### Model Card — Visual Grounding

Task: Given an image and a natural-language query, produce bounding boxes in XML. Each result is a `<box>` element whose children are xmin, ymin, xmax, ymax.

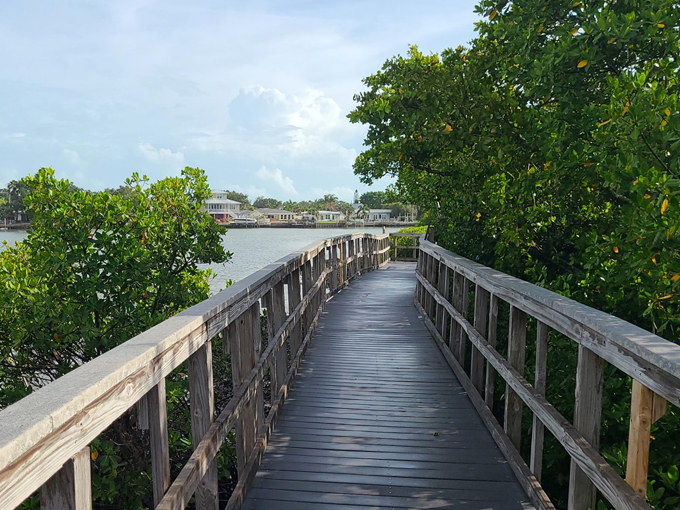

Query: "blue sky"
<box><xmin>0</xmin><ymin>0</ymin><xmax>480</xmax><ymax>202</ymax></box>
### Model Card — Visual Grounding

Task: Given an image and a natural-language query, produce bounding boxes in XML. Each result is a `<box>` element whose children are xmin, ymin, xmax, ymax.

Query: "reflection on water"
<box><xmin>1</xmin><ymin>228</ymin><xmax>398</xmax><ymax>295</ymax></box>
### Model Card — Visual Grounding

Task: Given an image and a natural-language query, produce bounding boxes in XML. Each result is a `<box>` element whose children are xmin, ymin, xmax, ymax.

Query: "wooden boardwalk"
<box><xmin>244</xmin><ymin>262</ymin><xmax>534</xmax><ymax>510</ymax></box>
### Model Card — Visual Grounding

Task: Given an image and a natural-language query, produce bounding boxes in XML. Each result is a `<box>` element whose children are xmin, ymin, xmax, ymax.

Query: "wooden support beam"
<box><xmin>41</xmin><ymin>447</ymin><xmax>91</xmax><ymax>510</ymax></box>
<box><xmin>148</xmin><ymin>379</ymin><xmax>171</xmax><ymax>508</ymax></box>
<box><xmin>471</xmin><ymin>285</ymin><xmax>490</xmax><ymax>395</ymax></box>
<box><xmin>485</xmin><ymin>294</ymin><xmax>499</xmax><ymax>411</ymax></box>
<box><xmin>505</xmin><ymin>305</ymin><xmax>527</xmax><ymax>451</ymax></box>
<box><xmin>568</xmin><ymin>345</ymin><xmax>604</xmax><ymax>510</ymax></box>
<box><xmin>265</xmin><ymin>282</ymin><xmax>287</xmax><ymax>395</ymax></box>
<box><xmin>287</xmin><ymin>269</ymin><xmax>302</xmax><ymax>357</ymax></box>
<box><xmin>625</xmin><ymin>379</ymin><xmax>665</xmax><ymax>497</ymax></box>
<box><xmin>188</xmin><ymin>342</ymin><xmax>218</xmax><ymax>510</ymax></box>
<box><xmin>530</xmin><ymin>321</ymin><xmax>548</xmax><ymax>482</ymax></box>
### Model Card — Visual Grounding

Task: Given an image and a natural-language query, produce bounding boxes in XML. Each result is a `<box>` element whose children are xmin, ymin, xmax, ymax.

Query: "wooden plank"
<box><xmin>414</xmin><ymin>298</ymin><xmax>554</xmax><ymax>510</ymax></box>
<box><xmin>530</xmin><ymin>321</ymin><xmax>548</xmax><ymax>482</ymax></box>
<box><xmin>505</xmin><ymin>306</ymin><xmax>527</xmax><ymax>451</ymax></box>
<box><xmin>625</xmin><ymin>380</ymin><xmax>653</xmax><ymax>497</ymax></box>
<box><xmin>287</xmin><ymin>269</ymin><xmax>302</xmax><ymax>357</ymax></box>
<box><xmin>416</xmin><ymin>273</ymin><xmax>650</xmax><ymax>510</ymax></box>
<box><xmin>148</xmin><ymin>379</ymin><xmax>171</xmax><ymax>507</ymax></box>
<box><xmin>485</xmin><ymin>294</ymin><xmax>499</xmax><ymax>410</ymax></box>
<box><xmin>137</xmin><ymin>394</ymin><xmax>149</xmax><ymax>430</ymax></box>
<box><xmin>41</xmin><ymin>447</ymin><xmax>91</xmax><ymax>510</ymax></box>
<box><xmin>188</xmin><ymin>342</ymin><xmax>218</xmax><ymax>510</ymax></box>
<box><xmin>420</xmin><ymin>241</ymin><xmax>680</xmax><ymax>406</ymax></box>
<box><xmin>471</xmin><ymin>286</ymin><xmax>489</xmax><ymax>394</ymax></box>
<box><xmin>449</xmin><ymin>272</ymin><xmax>464</xmax><ymax>354</ymax></box>
<box><xmin>568</xmin><ymin>345</ymin><xmax>605</xmax><ymax>510</ymax></box>
<box><xmin>266</xmin><ymin>282</ymin><xmax>288</xmax><ymax>395</ymax></box>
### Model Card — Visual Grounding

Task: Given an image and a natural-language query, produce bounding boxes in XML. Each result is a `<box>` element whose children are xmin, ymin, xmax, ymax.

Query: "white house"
<box><xmin>202</xmin><ymin>190</ymin><xmax>241</xmax><ymax>221</ymax></box>
<box><xmin>368</xmin><ymin>209</ymin><xmax>391</xmax><ymax>221</ymax></box>
<box><xmin>317</xmin><ymin>210</ymin><xmax>343</xmax><ymax>222</ymax></box>
<box><xmin>257</xmin><ymin>208</ymin><xmax>296</xmax><ymax>222</ymax></box>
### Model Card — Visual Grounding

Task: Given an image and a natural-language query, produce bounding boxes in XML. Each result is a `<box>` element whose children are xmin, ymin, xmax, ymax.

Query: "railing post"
<box><xmin>435</xmin><ymin>262</ymin><xmax>449</xmax><ymax>338</ymax></box>
<box><xmin>230</xmin><ymin>303</ymin><xmax>263</xmax><ymax>479</ymax></box>
<box><xmin>302</xmin><ymin>260</ymin><xmax>313</xmax><ymax>334</ymax></box>
<box><xmin>450</xmin><ymin>272</ymin><xmax>468</xmax><ymax>362</ymax></box>
<box><xmin>287</xmin><ymin>268</ymin><xmax>303</xmax><ymax>357</ymax></box>
<box><xmin>265</xmin><ymin>281</ymin><xmax>287</xmax><ymax>396</ymax></box>
<box><xmin>625</xmin><ymin>380</ymin><xmax>667</xmax><ymax>496</ymax></box>
<box><xmin>41</xmin><ymin>447</ymin><xmax>91</xmax><ymax>510</ymax></box>
<box><xmin>530</xmin><ymin>321</ymin><xmax>548</xmax><ymax>482</ymax></box>
<box><xmin>188</xmin><ymin>341</ymin><xmax>219</xmax><ymax>510</ymax></box>
<box><xmin>484</xmin><ymin>294</ymin><xmax>499</xmax><ymax>410</ymax></box>
<box><xmin>391</xmin><ymin>234</ymin><xmax>396</xmax><ymax>260</ymax></box>
<box><xmin>568</xmin><ymin>344</ymin><xmax>604</xmax><ymax>510</ymax></box>
<box><xmin>471</xmin><ymin>285</ymin><xmax>489</xmax><ymax>394</ymax></box>
<box><xmin>148</xmin><ymin>380</ymin><xmax>171</xmax><ymax>507</ymax></box>
<box><xmin>504</xmin><ymin>305</ymin><xmax>527</xmax><ymax>450</ymax></box>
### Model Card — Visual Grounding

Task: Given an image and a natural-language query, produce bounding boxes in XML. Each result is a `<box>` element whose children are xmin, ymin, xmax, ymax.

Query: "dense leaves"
<box><xmin>350</xmin><ymin>0</ymin><xmax>680</xmax><ymax>507</ymax></box>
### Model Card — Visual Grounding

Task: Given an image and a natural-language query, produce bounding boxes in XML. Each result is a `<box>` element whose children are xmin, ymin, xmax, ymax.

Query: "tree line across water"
<box><xmin>348</xmin><ymin>0</ymin><xmax>679</xmax><ymax>507</ymax></box>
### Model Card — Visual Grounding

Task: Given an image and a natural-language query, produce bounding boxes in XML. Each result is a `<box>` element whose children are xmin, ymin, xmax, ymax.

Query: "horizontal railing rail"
<box><xmin>0</xmin><ymin>233</ymin><xmax>391</xmax><ymax>510</ymax></box>
<box><xmin>389</xmin><ymin>232</ymin><xmax>423</xmax><ymax>261</ymax></box>
<box><xmin>416</xmin><ymin>240</ymin><xmax>680</xmax><ymax>510</ymax></box>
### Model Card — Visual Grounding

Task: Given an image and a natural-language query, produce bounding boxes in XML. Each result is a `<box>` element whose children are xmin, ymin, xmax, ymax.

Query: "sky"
<box><xmin>0</xmin><ymin>0</ymin><xmax>481</xmax><ymax>203</ymax></box>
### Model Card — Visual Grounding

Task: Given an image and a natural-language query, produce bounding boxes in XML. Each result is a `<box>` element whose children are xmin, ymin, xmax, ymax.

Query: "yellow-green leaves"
<box><xmin>489</xmin><ymin>9</ymin><xmax>498</xmax><ymax>21</ymax></box>
<box><xmin>577</xmin><ymin>59</ymin><xmax>588</xmax><ymax>68</ymax></box>
<box><xmin>598</xmin><ymin>119</ymin><xmax>612</xmax><ymax>127</ymax></box>
<box><xmin>661</xmin><ymin>198</ymin><xmax>669</xmax><ymax>215</ymax></box>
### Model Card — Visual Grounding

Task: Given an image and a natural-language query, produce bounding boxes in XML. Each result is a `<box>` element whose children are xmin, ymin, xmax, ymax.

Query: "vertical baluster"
<box><xmin>530</xmin><ymin>321</ymin><xmax>548</xmax><ymax>482</ymax></box>
<box><xmin>435</xmin><ymin>263</ymin><xmax>449</xmax><ymax>338</ymax></box>
<box><xmin>41</xmin><ymin>447</ymin><xmax>91</xmax><ymax>510</ymax></box>
<box><xmin>302</xmin><ymin>260</ymin><xmax>313</xmax><ymax>334</ymax></box>
<box><xmin>188</xmin><ymin>341</ymin><xmax>218</xmax><ymax>509</ymax></box>
<box><xmin>287</xmin><ymin>268</ymin><xmax>303</xmax><ymax>357</ymax></box>
<box><xmin>484</xmin><ymin>294</ymin><xmax>499</xmax><ymax>410</ymax></box>
<box><xmin>266</xmin><ymin>281</ymin><xmax>288</xmax><ymax>395</ymax></box>
<box><xmin>470</xmin><ymin>285</ymin><xmax>489</xmax><ymax>394</ymax></box>
<box><xmin>504</xmin><ymin>306</ymin><xmax>527</xmax><ymax>451</ymax></box>
<box><xmin>568</xmin><ymin>345</ymin><xmax>604</xmax><ymax>510</ymax></box>
<box><xmin>148</xmin><ymin>380</ymin><xmax>171</xmax><ymax>507</ymax></box>
<box><xmin>625</xmin><ymin>380</ymin><xmax>666</xmax><ymax>496</ymax></box>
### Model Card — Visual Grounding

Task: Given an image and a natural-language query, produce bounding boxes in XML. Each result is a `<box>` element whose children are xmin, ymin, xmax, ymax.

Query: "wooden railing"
<box><xmin>416</xmin><ymin>240</ymin><xmax>680</xmax><ymax>510</ymax></box>
<box><xmin>389</xmin><ymin>232</ymin><xmax>423</xmax><ymax>261</ymax></box>
<box><xmin>0</xmin><ymin>233</ymin><xmax>391</xmax><ymax>510</ymax></box>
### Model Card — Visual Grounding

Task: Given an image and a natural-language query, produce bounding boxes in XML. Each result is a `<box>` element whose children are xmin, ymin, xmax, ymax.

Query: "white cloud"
<box><xmin>62</xmin><ymin>149</ymin><xmax>81</xmax><ymax>165</ymax></box>
<box><xmin>310</xmin><ymin>186</ymin><xmax>355</xmax><ymax>202</ymax></box>
<box><xmin>138</xmin><ymin>143</ymin><xmax>185</xmax><ymax>165</ymax></box>
<box><xmin>256</xmin><ymin>167</ymin><xmax>297</xmax><ymax>196</ymax></box>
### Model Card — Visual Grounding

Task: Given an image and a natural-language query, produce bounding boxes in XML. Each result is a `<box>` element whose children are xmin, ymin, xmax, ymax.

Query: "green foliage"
<box><xmin>224</xmin><ymin>190</ymin><xmax>251</xmax><ymax>208</ymax></box>
<box><xmin>350</xmin><ymin>0</ymin><xmax>680</xmax><ymax>507</ymax></box>
<box><xmin>359</xmin><ymin>191</ymin><xmax>388</xmax><ymax>208</ymax></box>
<box><xmin>253</xmin><ymin>196</ymin><xmax>282</xmax><ymax>209</ymax></box>
<box><xmin>0</xmin><ymin>167</ymin><xmax>231</xmax><ymax>508</ymax></box>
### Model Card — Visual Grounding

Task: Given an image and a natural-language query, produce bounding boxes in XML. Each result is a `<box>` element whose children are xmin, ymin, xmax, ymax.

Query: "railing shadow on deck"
<box><xmin>0</xmin><ymin>232</ymin><xmax>390</xmax><ymax>510</ymax></box>
<box><xmin>416</xmin><ymin>240</ymin><xmax>680</xmax><ymax>510</ymax></box>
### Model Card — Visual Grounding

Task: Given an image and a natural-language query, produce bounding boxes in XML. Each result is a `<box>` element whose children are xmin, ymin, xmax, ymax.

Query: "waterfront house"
<box><xmin>317</xmin><ymin>210</ymin><xmax>343</xmax><ymax>222</ymax></box>
<box><xmin>367</xmin><ymin>209</ymin><xmax>391</xmax><ymax>221</ymax></box>
<box><xmin>257</xmin><ymin>208</ymin><xmax>296</xmax><ymax>222</ymax></box>
<box><xmin>202</xmin><ymin>190</ymin><xmax>241</xmax><ymax>222</ymax></box>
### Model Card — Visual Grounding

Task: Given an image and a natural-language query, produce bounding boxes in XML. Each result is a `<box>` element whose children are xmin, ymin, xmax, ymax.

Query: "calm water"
<box><xmin>2</xmin><ymin>227</ymin><xmax>397</xmax><ymax>295</ymax></box>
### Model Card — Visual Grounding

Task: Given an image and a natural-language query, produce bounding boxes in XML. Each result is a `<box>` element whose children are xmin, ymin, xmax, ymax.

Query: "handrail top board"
<box><xmin>421</xmin><ymin>241</ymin><xmax>680</xmax><ymax>385</ymax></box>
<box><xmin>0</xmin><ymin>232</ymin><xmax>387</xmax><ymax>475</ymax></box>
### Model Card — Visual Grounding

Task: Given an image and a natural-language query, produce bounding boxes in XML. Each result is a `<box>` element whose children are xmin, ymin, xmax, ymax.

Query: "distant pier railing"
<box><xmin>0</xmin><ymin>232</ymin><xmax>390</xmax><ymax>510</ymax></box>
<box><xmin>416</xmin><ymin>240</ymin><xmax>680</xmax><ymax>510</ymax></box>
<box><xmin>389</xmin><ymin>232</ymin><xmax>423</xmax><ymax>261</ymax></box>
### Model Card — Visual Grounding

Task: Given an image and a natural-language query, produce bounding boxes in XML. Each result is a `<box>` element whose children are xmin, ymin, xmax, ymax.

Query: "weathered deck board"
<box><xmin>244</xmin><ymin>263</ymin><xmax>534</xmax><ymax>510</ymax></box>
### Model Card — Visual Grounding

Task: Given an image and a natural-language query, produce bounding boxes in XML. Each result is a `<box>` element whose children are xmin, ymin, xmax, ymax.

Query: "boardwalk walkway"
<box><xmin>244</xmin><ymin>262</ymin><xmax>534</xmax><ymax>510</ymax></box>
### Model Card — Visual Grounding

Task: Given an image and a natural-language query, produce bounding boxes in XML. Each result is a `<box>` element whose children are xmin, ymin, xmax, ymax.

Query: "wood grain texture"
<box><xmin>265</xmin><ymin>282</ymin><xmax>287</xmax><ymax>396</ymax></box>
<box><xmin>625</xmin><ymin>380</ymin><xmax>653</xmax><ymax>496</ymax></box>
<box><xmin>505</xmin><ymin>306</ymin><xmax>527</xmax><ymax>451</ymax></box>
<box><xmin>416</xmin><ymin>272</ymin><xmax>650</xmax><ymax>510</ymax></box>
<box><xmin>531</xmin><ymin>321</ymin><xmax>548</xmax><ymax>482</ymax></box>
<box><xmin>188</xmin><ymin>342</ymin><xmax>218</xmax><ymax>510</ymax></box>
<box><xmin>485</xmin><ymin>293</ymin><xmax>499</xmax><ymax>411</ymax></box>
<box><xmin>148</xmin><ymin>379</ymin><xmax>171</xmax><ymax>507</ymax></box>
<box><xmin>471</xmin><ymin>286</ymin><xmax>490</xmax><ymax>395</ymax></box>
<box><xmin>41</xmin><ymin>447</ymin><xmax>91</xmax><ymax>510</ymax></box>
<box><xmin>420</xmin><ymin>241</ymin><xmax>680</xmax><ymax>406</ymax></box>
<box><xmin>242</xmin><ymin>264</ymin><xmax>536</xmax><ymax>510</ymax></box>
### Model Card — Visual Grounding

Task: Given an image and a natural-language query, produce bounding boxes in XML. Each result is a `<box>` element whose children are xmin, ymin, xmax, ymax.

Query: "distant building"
<box><xmin>202</xmin><ymin>190</ymin><xmax>241</xmax><ymax>221</ymax></box>
<box><xmin>367</xmin><ymin>209</ymin><xmax>391</xmax><ymax>221</ymax></box>
<box><xmin>317</xmin><ymin>210</ymin><xmax>343</xmax><ymax>222</ymax></box>
<box><xmin>257</xmin><ymin>208</ymin><xmax>296</xmax><ymax>222</ymax></box>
